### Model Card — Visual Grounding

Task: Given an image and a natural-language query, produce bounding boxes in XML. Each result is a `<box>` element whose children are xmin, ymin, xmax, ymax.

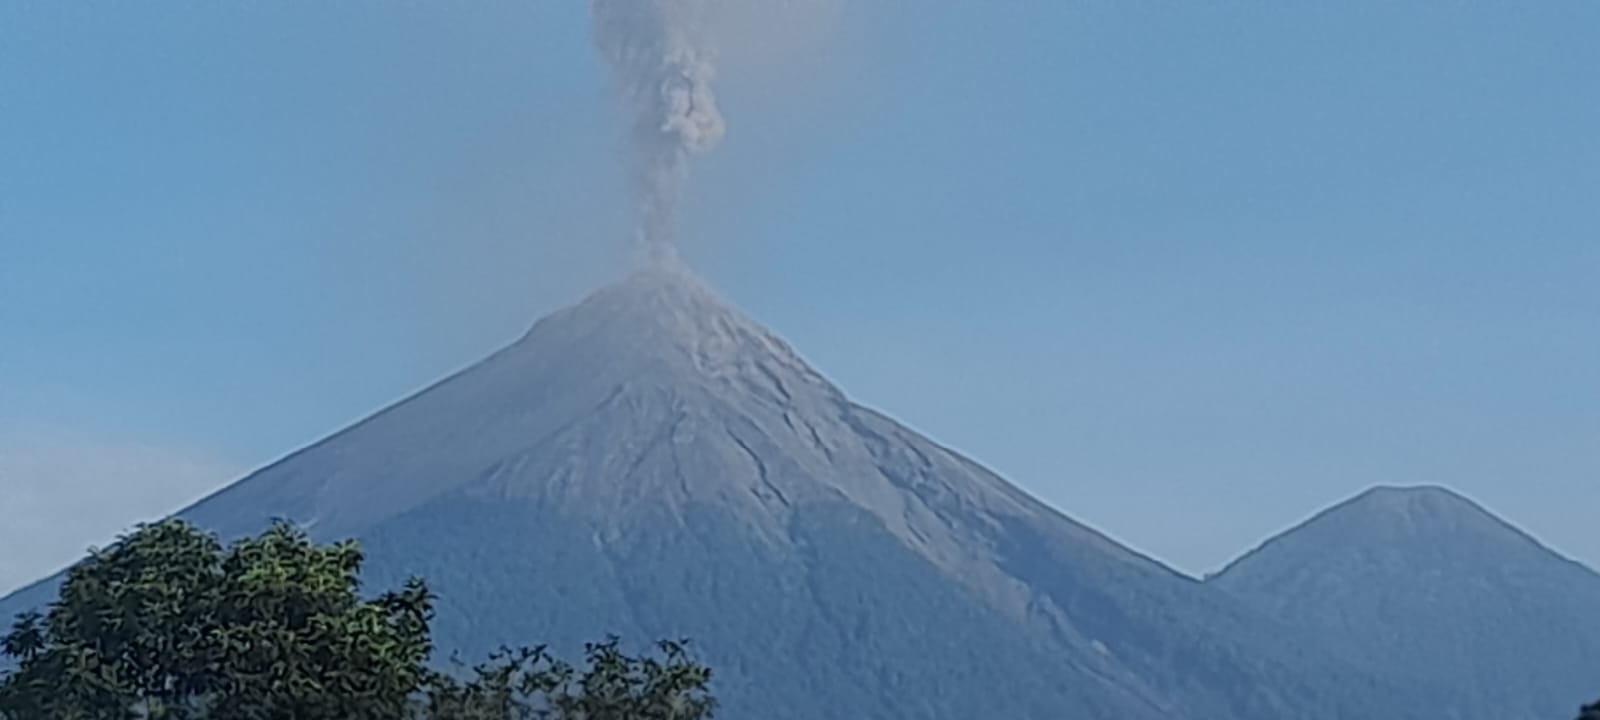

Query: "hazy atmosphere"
<box><xmin>3</xmin><ymin>0</ymin><xmax>1597</xmax><ymax>599</ymax></box>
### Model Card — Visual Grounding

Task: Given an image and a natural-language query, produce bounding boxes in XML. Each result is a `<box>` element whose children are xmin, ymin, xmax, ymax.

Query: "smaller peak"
<box><xmin>1328</xmin><ymin>485</ymin><xmax>1514</xmax><ymax>535</ymax></box>
<box><xmin>1212</xmin><ymin>484</ymin><xmax>1559</xmax><ymax>588</ymax></box>
<box><xmin>1358</xmin><ymin>483</ymin><xmax>1463</xmax><ymax>498</ymax></box>
<box><xmin>1345</xmin><ymin>484</ymin><xmax>1479</xmax><ymax>514</ymax></box>
<box><xmin>1287</xmin><ymin>484</ymin><xmax>1516</xmax><ymax>545</ymax></box>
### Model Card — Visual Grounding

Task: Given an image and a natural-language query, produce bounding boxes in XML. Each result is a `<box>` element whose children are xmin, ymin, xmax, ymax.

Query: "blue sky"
<box><xmin>2</xmin><ymin>1</ymin><xmax>1596</xmax><ymax>594</ymax></box>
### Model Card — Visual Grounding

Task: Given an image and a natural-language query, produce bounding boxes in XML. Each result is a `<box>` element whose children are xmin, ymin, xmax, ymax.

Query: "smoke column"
<box><xmin>592</xmin><ymin>0</ymin><xmax>726</xmax><ymax>262</ymax></box>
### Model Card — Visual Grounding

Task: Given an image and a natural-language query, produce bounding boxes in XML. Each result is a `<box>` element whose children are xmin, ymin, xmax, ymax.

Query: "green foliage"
<box><xmin>0</xmin><ymin>520</ymin><xmax>714</xmax><ymax>720</ymax></box>
<box><xmin>420</xmin><ymin>639</ymin><xmax>715</xmax><ymax>720</ymax></box>
<box><xmin>0</xmin><ymin>519</ymin><xmax>432</xmax><ymax>720</ymax></box>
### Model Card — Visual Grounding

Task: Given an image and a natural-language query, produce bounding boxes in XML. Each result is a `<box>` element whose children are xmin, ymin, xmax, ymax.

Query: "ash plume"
<box><xmin>592</xmin><ymin>0</ymin><xmax>726</xmax><ymax>262</ymax></box>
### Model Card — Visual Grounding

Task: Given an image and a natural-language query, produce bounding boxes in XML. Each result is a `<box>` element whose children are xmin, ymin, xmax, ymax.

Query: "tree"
<box><xmin>0</xmin><ymin>519</ymin><xmax>433</xmax><ymax>720</ymax></box>
<box><xmin>1579</xmin><ymin>700</ymin><xmax>1600</xmax><ymax>720</ymax></box>
<box><xmin>0</xmin><ymin>519</ymin><xmax>714</xmax><ymax>720</ymax></box>
<box><xmin>420</xmin><ymin>638</ymin><xmax>715</xmax><ymax>720</ymax></box>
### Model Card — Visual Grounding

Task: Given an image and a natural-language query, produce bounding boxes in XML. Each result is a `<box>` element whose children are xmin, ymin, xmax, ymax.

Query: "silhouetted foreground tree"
<box><xmin>1578</xmin><ymin>700</ymin><xmax>1600</xmax><ymax>720</ymax></box>
<box><xmin>0</xmin><ymin>519</ymin><xmax>714</xmax><ymax>720</ymax></box>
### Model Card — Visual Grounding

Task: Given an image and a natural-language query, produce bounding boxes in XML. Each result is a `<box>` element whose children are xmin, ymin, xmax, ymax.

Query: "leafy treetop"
<box><xmin>0</xmin><ymin>519</ymin><xmax>714</xmax><ymax>720</ymax></box>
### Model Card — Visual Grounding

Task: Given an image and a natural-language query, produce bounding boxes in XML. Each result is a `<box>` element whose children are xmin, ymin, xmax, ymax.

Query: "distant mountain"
<box><xmin>1210</xmin><ymin>485</ymin><xmax>1600</xmax><ymax>720</ymax></box>
<box><xmin>3</xmin><ymin>263</ymin><xmax>1435</xmax><ymax>719</ymax></box>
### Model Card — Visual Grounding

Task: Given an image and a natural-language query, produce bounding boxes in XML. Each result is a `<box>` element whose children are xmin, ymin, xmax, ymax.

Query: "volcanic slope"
<box><xmin>2</xmin><ymin>264</ymin><xmax>1435</xmax><ymax>720</ymax></box>
<box><xmin>1210</xmin><ymin>485</ymin><xmax>1600</xmax><ymax>720</ymax></box>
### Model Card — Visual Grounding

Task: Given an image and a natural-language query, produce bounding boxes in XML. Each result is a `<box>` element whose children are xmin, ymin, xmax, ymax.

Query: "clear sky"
<box><xmin>2</xmin><ymin>1</ymin><xmax>1596</xmax><ymax>595</ymax></box>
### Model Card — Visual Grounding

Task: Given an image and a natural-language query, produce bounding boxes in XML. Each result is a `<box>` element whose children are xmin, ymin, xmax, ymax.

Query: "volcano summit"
<box><xmin>0</xmin><ymin>265</ymin><xmax>1435</xmax><ymax>719</ymax></box>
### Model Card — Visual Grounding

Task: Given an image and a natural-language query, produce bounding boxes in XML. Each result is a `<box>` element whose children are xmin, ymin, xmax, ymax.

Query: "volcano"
<box><xmin>2</xmin><ymin>264</ymin><xmax>1434</xmax><ymax>719</ymax></box>
<box><xmin>1210</xmin><ymin>485</ymin><xmax>1600</xmax><ymax>720</ymax></box>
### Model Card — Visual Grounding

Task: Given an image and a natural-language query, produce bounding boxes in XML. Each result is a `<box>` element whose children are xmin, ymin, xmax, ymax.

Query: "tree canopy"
<box><xmin>0</xmin><ymin>519</ymin><xmax>714</xmax><ymax>720</ymax></box>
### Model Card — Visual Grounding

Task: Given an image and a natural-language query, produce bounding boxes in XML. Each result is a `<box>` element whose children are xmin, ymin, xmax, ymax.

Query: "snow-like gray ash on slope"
<box><xmin>2</xmin><ymin>263</ymin><xmax>1441</xmax><ymax>719</ymax></box>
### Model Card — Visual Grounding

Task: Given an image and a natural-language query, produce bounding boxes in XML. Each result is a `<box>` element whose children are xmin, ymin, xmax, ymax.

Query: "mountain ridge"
<box><xmin>1218</xmin><ymin>484</ymin><xmax>1594</xmax><ymax>577</ymax></box>
<box><xmin>0</xmin><ymin>267</ymin><xmax>1475</xmax><ymax>718</ymax></box>
<box><xmin>1211</xmin><ymin>483</ymin><xmax>1600</xmax><ymax>720</ymax></box>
